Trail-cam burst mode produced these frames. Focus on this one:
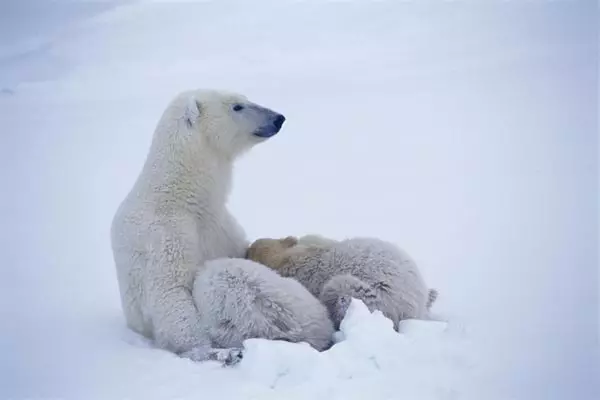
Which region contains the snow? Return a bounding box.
[2,1,598,399]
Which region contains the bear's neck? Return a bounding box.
[138,125,234,211]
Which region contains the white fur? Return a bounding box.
[271,236,436,331]
[111,89,331,362]
[192,259,334,353]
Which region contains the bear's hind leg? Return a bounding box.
[319,274,377,330]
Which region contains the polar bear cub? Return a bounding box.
[247,235,438,330]
[189,258,334,363]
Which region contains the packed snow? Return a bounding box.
[2,1,598,400]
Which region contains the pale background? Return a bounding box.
[2,1,597,399]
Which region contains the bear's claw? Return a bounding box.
[221,348,244,366]
[180,346,244,366]
[208,347,244,366]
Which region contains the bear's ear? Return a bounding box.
[184,97,201,128]
[281,236,298,248]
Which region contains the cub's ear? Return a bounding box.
[281,236,298,248]
[184,97,201,128]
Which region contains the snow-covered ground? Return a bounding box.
[2,1,598,399]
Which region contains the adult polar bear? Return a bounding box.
[111,89,334,364]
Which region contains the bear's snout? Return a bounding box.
[273,114,285,131]
[253,112,286,138]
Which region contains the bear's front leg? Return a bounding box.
[150,285,206,354]
[145,224,206,353]
[150,283,245,366]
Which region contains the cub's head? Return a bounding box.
[246,236,298,269]
[169,89,285,157]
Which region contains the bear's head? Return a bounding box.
[246,236,298,269]
[167,89,285,158]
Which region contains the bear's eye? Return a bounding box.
[232,104,244,112]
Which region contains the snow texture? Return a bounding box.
[2,1,598,400]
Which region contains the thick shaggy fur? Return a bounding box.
[191,259,334,355]
[111,89,333,363]
[247,235,438,330]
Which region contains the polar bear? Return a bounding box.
[247,235,438,331]
[111,89,333,364]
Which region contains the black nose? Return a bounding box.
[273,114,285,131]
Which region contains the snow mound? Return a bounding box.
[234,299,474,399]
